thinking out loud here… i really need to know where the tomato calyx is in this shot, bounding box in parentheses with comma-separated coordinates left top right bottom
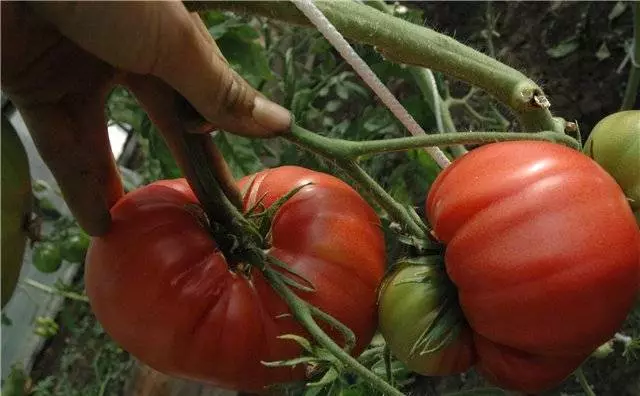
(266, 255, 316, 293)
(262, 333, 345, 389)
(245, 182, 313, 247)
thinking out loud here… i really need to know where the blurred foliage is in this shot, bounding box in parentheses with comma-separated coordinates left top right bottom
(27, 278, 133, 396)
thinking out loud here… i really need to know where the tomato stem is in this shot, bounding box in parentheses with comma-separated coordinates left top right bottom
(285, 125, 427, 239)
(187, 0, 566, 133)
(289, 123, 580, 158)
(143, 85, 265, 264)
(174, 96, 244, 209)
(367, 1, 468, 157)
(261, 266, 405, 396)
(307, 305, 356, 353)
(574, 367, 596, 396)
(176, 132, 264, 260)
(21, 278, 90, 303)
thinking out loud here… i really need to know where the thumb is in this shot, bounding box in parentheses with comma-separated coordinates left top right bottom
(29, 2, 291, 137)
(154, 12, 292, 137)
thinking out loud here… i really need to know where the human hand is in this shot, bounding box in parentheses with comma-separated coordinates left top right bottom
(1, 2, 291, 236)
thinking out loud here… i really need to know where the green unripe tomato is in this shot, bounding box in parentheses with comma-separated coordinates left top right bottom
(377, 260, 475, 376)
(584, 110, 640, 212)
(33, 242, 62, 273)
(61, 228, 90, 263)
(1, 115, 32, 307)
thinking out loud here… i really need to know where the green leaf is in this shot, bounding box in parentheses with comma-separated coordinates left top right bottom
(546, 40, 579, 59)
(200, 10, 227, 30)
(277, 334, 314, 353)
(261, 356, 319, 368)
(203, 11, 259, 41)
(217, 34, 272, 88)
(400, 94, 437, 131)
(213, 132, 264, 179)
(307, 367, 339, 387)
(292, 88, 314, 119)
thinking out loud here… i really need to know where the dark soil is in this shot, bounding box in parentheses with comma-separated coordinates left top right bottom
(419, 1, 638, 138)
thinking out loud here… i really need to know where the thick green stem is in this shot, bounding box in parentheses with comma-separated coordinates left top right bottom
(621, 1, 639, 111)
(174, 132, 264, 262)
(187, 0, 563, 133)
(338, 160, 427, 239)
(261, 267, 405, 396)
(289, 123, 580, 159)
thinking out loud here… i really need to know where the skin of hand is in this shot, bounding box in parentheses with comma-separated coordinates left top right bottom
(1, 1, 291, 236)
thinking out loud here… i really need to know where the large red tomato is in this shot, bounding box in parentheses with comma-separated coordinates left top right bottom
(426, 141, 640, 393)
(85, 166, 385, 392)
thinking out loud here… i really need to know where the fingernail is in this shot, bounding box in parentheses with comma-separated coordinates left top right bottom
(253, 97, 291, 133)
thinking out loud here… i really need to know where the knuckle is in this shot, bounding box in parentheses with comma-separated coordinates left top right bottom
(222, 72, 255, 116)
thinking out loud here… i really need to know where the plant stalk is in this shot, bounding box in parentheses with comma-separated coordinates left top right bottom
(289, 123, 580, 159)
(262, 266, 405, 396)
(339, 160, 427, 239)
(22, 279, 90, 303)
(287, 124, 428, 239)
(187, 0, 564, 133)
(369, 1, 467, 157)
(575, 367, 596, 396)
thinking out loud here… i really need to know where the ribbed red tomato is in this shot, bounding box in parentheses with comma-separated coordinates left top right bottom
(426, 141, 640, 393)
(85, 166, 385, 392)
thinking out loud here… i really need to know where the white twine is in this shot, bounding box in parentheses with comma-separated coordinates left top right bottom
(290, 0, 451, 168)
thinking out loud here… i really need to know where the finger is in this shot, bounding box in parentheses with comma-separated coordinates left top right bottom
(189, 13, 226, 62)
(155, 9, 292, 137)
(29, 2, 291, 137)
(124, 75, 243, 209)
(18, 97, 123, 237)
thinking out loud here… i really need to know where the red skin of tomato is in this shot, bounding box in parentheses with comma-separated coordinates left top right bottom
(85, 166, 385, 393)
(427, 326, 476, 376)
(426, 141, 640, 393)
